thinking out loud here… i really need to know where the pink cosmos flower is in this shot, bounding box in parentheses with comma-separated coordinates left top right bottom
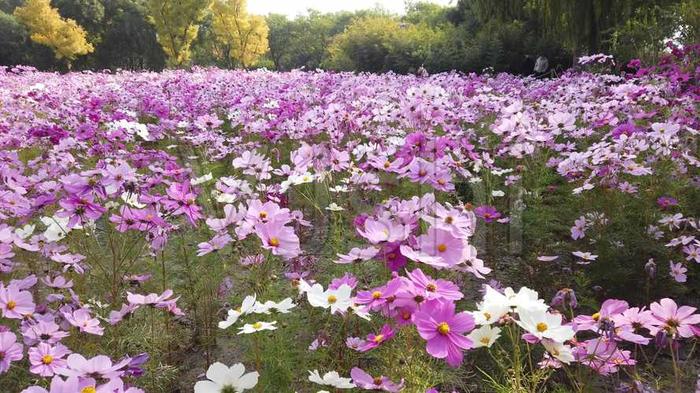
(254, 221, 301, 259)
(648, 298, 700, 338)
(163, 182, 202, 225)
(22, 319, 70, 345)
(669, 261, 687, 283)
(0, 331, 23, 373)
(57, 194, 106, 228)
(63, 308, 104, 336)
(355, 278, 401, 311)
(350, 367, 404, 392)
(357, 217, 410, 244)
(406, 268, 463, 301)
(400, 227, 466, 269)
(474, 205, 501, 223)
(0, 283, 35, 319)
(59, 353, 129, 379)
(197, 233, 233, 256)
(29, 342, 70, 376)
(357, 324, 395, 352)
(414, 299, 474, 367)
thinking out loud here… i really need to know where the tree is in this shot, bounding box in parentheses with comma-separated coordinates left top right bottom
(13, 0, 93, 66)
(95, 0, 166, 70)
(210, 0, 268, 68)
(145, 0, 211, 67)
(0, 11, 28, 66)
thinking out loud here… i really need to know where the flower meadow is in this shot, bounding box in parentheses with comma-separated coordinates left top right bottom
(0, 46, 698, 393)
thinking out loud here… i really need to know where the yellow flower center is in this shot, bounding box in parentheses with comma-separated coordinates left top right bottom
(371, 291, 382, 299)
(437, 322, 450, 335)
(6, 300, 16, 310)
(480, 337, 490, 345)
(81, 387, 97, 393)
(426, 283, 437, 292)
(483, 312, 492, 321)
(259, 211, 268, 219)
(268, 237, 280, 247)
(252, 322, 263, 329)
(373, 334, 384, 343)
(383, 161, 391, 168)
(41, 355, 53, 365)
(437, 243, 447, 252)
(536, 322, 548, 332)
(327, 295, 337, 304)
(592, 312, 601, 321)
(445, 216, 454, 224)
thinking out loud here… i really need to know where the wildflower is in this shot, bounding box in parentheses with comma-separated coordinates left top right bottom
(516, 307, 574, 343)
(406, 268, 464, 301)
(28, 343, 70, 377)
(400, 227, 468, 269)
(572, 251, 598, 264)
(308, 370, 355, 389)
(413, 299, 475, 367)
(0, 283, 35, 319)
(669, 261, 687, 283)
(350, 367, 404, 392)
(0, 331, 23, 373)
(254, 222, 301, 259)
(63, 308, 104, 336)
(648, 298, 700, 338)
(306, 283, 353, 315)
(59, 353, 129, 379)
(194, 362, 259, 393)
(467, 325, 501, 348)
(238, 321, 277, 334)
(474, 205, 501, 223)
(357, 324, 395, 352)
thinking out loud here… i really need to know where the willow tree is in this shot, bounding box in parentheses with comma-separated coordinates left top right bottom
(13, 0, 93, 67)
(145, 0, 211, 67)
(210, 0, 268, 68)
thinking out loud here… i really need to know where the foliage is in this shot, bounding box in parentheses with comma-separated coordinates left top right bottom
(13, 0, 93, 64)
(144, 0, 211, 66)
(210, 0, 268, 68)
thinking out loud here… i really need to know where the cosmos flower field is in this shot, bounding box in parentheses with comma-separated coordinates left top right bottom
(0, 47, 698, 393)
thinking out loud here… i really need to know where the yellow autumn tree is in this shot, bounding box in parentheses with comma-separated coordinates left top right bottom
(210, 0, 269, 68)
(145, 0, 211, 67)
(13, 0, 93, 66)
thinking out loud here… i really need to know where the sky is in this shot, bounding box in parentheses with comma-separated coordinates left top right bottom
(247, 0, 455, 18)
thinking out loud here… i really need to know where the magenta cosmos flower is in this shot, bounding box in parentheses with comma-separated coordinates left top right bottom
(0, 331, 23, 373)
(413, 299, 474, 367)
(474, 205, 501, 223)
(406, 268, 463, 301)
(350, 367, 404, 392)
(357, 324, 395, 352)
(648, 298, 700, 338)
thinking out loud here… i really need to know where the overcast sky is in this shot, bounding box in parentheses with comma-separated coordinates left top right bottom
(248, 0, 455, 18)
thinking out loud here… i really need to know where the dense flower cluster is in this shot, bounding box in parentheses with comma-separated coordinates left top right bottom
(0, 46, 698, 391)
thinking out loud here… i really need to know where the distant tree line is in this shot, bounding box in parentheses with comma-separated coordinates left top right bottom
(0, 0, 697, 73)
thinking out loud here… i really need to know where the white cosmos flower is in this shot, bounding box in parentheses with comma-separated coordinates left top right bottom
(325, 203, 345, 211)
(191, 172, 214, 185)
(219, 295, 257, 329)
(41, 215, 77, 242)
(253, 298, 296, 314)
(194, 362, 259, 393)
(491, 190, 505, 197)
(516, 307, 574, 343)
(307, 370, 355, 389)
(14, 224, 35, 239)
(541, 339, 575, 364)
(306, 283, 353, 315)
(472, 287, 511, 325)
(504, 286, 548, 312)
(121, 192, 146, 208)
(237, 321, 277, 334)
(468, 325, 502, 348)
